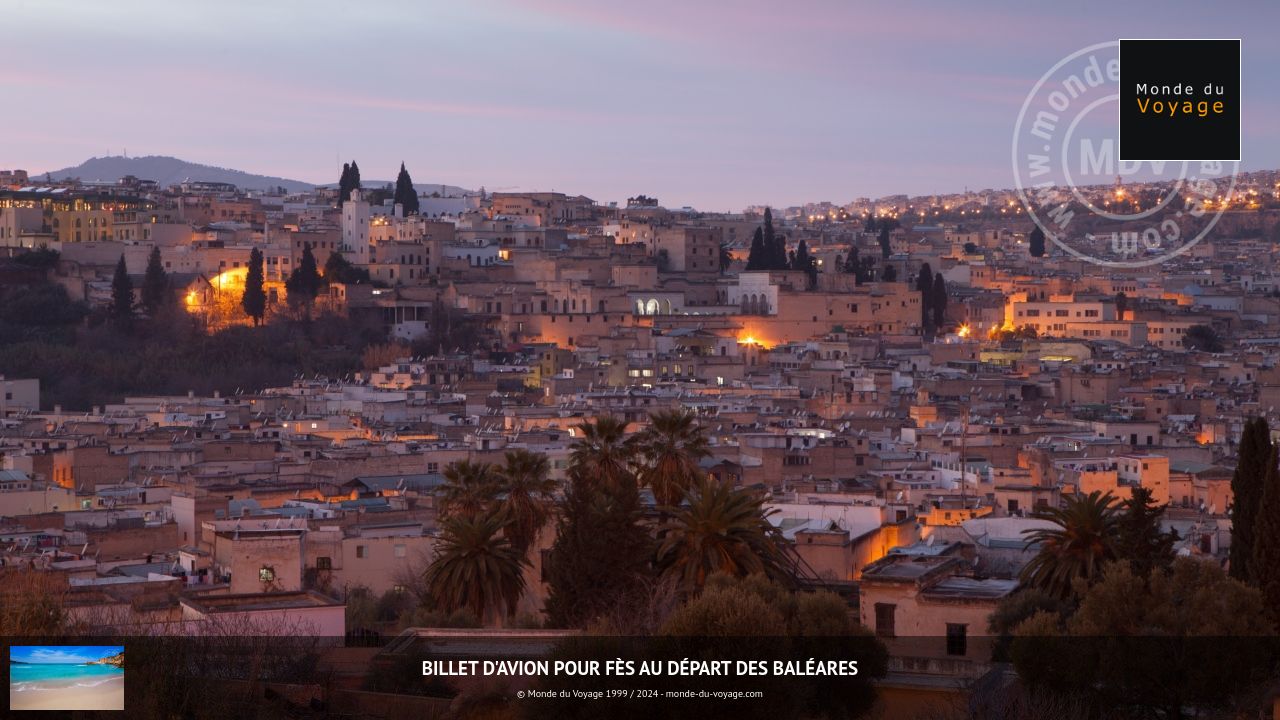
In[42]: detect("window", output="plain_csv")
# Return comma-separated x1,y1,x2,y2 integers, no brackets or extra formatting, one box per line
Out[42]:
356,545,366,559
946,623,968,656
316,556,332,570
259,566,276,583
874,603,896,638
394,544,406,558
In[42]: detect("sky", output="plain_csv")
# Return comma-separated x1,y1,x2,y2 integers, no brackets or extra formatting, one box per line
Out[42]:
10,646,123,664
4,0,1277,210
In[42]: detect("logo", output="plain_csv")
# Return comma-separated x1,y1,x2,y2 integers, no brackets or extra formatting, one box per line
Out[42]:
1119,39,1241,162
1012,41,1240,267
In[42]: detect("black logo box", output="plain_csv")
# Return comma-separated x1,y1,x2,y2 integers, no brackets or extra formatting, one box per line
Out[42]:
1119,39,1241,162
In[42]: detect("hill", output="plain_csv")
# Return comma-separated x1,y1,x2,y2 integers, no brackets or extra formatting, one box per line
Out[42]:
43,156,472,196
43,156,313,193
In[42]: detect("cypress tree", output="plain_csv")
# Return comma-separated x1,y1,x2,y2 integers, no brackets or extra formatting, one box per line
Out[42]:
916,263,933,292
349,160,361,195
917,263,934,330
882,263,898,282
791,239,810,271
242,247,266,326
285,242,323,306
746,227,765,271
1254,444,1280,616
141,245,169,314
1231,417,1272,582
878,225,891,259
1029,226,1046,257
393,162,420,215
763,208,784,270
338,162,352,203
774,235,790,270
931,274,948,327
109,254,133,322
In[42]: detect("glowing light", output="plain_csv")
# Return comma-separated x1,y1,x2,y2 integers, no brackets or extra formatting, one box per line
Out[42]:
957,324,972,338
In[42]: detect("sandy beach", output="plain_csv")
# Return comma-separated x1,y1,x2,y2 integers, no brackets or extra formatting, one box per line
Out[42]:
9,673,125,711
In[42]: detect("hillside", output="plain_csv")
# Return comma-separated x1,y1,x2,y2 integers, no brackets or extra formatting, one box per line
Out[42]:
42,156,472,196
87,651,124,669
43,156,314,193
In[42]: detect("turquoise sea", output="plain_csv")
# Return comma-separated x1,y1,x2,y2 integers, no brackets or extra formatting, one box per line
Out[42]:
10,663,124,691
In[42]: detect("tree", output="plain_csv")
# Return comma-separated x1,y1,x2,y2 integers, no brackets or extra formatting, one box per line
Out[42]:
323,250,371,285
916,263,934,330
241,247,266,326
1230,416,1271,582
567,416,637,496
1011,560,1275,719
963,241,978,254
1114,486,1177,578
495,449,557,555
544,470,653,628
393,162,419,215
762,207,786,270
790,239,817,288
931,273,948,328
285,242,323,307
1029,225,1046,257
1020,491,1120,599
718,243,733,273
635,409,709,508
337,163,351,203
1183,324,1224,352
656,478,790,594
1114,291,1128,318
109,254,133,322
12,245,59,270
438,460,500,520
745,227,766,271
1252,443,1280,617
881,263,897,282
338,160,362,203
915,263,933,293
141,246,169,314
878,225,891,259
424,510,528,622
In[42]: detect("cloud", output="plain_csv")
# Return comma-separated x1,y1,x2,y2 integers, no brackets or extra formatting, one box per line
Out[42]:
27,648,94,664
12,646,120,664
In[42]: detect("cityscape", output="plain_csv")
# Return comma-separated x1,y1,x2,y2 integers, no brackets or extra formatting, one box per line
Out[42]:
4,2,1280,719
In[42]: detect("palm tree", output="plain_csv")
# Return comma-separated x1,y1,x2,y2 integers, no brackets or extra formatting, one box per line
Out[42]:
636,409,710,507
1020,490,1121,599
656,478,789,593
568,416,637,496
495,448,557,554
425,510,528,622
438,460,499,519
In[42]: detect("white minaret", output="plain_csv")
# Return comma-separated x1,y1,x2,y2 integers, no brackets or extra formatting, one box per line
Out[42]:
342,188,372,265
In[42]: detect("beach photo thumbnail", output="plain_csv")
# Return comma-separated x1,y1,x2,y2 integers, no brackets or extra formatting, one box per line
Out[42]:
9,645,124,711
